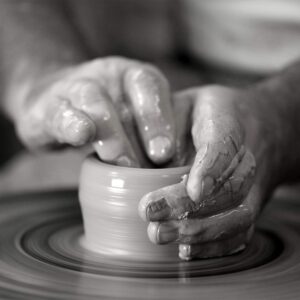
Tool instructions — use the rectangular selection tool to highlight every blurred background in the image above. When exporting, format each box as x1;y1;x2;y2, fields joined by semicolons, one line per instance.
1;0;300;194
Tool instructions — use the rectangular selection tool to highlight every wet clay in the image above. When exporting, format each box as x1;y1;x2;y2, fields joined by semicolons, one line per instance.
79;155;190;261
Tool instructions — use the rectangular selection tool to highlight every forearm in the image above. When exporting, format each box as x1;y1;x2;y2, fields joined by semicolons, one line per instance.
252;61;300;184
0;0;89;122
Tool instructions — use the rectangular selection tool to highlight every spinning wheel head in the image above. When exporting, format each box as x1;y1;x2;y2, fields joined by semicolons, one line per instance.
79;155;190;261
0;189;298;298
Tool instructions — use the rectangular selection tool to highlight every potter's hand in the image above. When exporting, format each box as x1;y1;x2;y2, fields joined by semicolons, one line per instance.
139;85;277;260
16;57;175;166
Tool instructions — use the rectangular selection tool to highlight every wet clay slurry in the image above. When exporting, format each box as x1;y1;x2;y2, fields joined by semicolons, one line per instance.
79;155;190;261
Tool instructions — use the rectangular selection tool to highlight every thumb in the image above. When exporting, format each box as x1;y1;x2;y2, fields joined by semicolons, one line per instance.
186;86;245;203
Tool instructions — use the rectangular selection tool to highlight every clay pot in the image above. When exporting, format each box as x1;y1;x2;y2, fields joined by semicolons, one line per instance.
79;155;190;262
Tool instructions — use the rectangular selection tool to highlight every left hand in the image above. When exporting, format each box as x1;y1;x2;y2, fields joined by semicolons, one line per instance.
14;57;176;167
139;85;277;260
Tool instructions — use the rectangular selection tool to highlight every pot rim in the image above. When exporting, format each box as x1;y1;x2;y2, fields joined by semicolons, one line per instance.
84;154;191;176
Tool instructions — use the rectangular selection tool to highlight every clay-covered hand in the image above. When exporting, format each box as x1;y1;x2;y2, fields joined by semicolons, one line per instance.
139;85;278;260
16;57;175;167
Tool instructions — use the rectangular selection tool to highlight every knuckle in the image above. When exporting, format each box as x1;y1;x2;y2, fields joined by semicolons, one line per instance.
144;64;167;80
195;85;219;103
180;235;194;244
96;56;139;75
83;57;134;78
116;102;134;124
179;219;204;236
87;58;105;70
68;78;99;98
125;66;148;83
103;56;130;66
197;85;232;101
126;64;168;89
178;220;190;235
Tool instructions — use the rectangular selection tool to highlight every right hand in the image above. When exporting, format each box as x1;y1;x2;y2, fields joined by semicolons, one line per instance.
139;85;277;260
16;57;176;167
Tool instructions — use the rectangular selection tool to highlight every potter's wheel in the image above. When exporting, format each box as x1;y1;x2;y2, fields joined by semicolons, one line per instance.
0;190;300;299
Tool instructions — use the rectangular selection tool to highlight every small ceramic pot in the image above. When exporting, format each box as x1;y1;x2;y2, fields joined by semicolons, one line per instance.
79;155;190;262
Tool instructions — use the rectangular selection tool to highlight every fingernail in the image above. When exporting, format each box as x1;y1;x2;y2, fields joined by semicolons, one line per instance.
148;222;177;244
179;244;192;260
148;136;173;163
148;198;168;213
156;222;178;244
201;176;215;198
146;198;171;221
147;222;160;244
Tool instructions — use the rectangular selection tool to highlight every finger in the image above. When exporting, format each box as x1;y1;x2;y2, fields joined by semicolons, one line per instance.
69;58;176;165
186;87;245;203
166;91;195;167
179;226;254;260
67;79;139;167
147;193;254;245
139;149;255;223
124;65;176;164
45;98;96;146
139;179;197;222
187;148;256;217
117;101;152;168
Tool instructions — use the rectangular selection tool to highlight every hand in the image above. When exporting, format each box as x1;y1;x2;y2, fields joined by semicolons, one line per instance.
139;85;279;260
16;57;176;167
